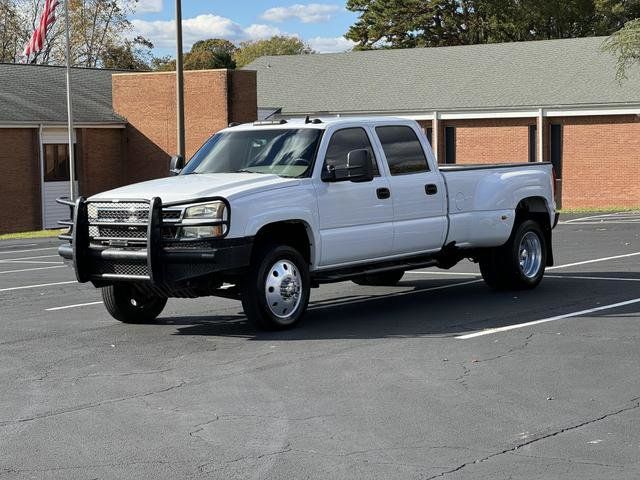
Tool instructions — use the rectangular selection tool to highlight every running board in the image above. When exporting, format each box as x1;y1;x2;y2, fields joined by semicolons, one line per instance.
312;258;440;284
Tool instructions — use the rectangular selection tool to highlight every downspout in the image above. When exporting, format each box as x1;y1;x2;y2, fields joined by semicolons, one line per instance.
38;124;45;229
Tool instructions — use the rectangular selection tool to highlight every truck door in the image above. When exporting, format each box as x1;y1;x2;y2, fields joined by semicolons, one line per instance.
373;124;447;255
315;127;394;266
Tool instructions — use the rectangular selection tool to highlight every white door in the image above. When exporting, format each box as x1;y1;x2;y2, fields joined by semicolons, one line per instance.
315;127;394;267
373;124;447;255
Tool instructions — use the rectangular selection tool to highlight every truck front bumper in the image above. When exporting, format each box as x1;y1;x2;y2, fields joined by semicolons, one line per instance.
57;196;252;286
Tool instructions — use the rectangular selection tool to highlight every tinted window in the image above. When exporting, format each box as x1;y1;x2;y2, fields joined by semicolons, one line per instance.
376;126;429;175
324;128;379;175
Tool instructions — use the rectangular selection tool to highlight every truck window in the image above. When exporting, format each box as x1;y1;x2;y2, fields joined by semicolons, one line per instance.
324;128;380;176
376;126;429;175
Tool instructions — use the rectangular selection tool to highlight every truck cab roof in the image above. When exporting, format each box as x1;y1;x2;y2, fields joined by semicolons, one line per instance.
224;116;414;132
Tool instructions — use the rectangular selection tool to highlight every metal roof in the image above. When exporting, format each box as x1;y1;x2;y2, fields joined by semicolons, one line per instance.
245;36;640;115
0;63;124;124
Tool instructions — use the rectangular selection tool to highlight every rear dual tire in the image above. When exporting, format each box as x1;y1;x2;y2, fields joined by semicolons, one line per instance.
480;219;546;290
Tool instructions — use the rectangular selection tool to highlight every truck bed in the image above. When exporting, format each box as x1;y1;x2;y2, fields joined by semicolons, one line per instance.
440;162;555;248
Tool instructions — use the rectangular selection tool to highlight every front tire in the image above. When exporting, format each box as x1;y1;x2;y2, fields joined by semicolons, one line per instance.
241;244;310;331
480;219;546;290
102;284;167;323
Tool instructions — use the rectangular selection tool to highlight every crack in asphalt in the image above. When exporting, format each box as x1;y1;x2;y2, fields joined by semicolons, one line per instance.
423;396;640;479
0;380;187;427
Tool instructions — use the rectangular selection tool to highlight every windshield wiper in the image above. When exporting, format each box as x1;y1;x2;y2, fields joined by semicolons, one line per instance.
235;169;265;174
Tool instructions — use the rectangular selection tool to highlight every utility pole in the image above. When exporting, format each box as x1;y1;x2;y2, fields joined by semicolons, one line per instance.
175;0;185;158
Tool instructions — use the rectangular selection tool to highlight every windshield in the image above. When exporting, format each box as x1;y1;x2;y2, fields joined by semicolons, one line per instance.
181;128;323;178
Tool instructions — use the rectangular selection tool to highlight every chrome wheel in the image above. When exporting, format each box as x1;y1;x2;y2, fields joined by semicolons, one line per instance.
518;231;542;278
265;259;302;320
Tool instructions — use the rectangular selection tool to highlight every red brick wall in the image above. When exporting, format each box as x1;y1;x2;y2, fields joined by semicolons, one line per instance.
0;128;41;233
419;118;533;164
112;69;257;184
78;128;125;197
555;115;640;209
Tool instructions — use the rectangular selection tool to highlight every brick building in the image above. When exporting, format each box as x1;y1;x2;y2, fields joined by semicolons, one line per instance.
0;65;256;234
246;36;640;209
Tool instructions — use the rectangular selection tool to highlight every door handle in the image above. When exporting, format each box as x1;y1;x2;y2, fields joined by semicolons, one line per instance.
425;184;438;195
376;187;391;199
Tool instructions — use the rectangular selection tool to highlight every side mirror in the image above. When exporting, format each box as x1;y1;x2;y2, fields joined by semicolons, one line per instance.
321;149;374;183
169;155;185;176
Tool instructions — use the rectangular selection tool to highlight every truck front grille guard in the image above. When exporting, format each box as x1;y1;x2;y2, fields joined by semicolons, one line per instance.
56;196;230;284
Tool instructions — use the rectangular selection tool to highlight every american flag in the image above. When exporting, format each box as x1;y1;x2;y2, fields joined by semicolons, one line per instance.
23;0;60;58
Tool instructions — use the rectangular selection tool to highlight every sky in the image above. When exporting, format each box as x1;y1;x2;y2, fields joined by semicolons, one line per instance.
130;1;359;56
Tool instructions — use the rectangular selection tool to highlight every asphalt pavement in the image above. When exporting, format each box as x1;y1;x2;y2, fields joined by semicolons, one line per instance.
1;211;639;479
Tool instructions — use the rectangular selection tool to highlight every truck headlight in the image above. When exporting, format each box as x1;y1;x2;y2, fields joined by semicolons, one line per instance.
178;201;228;239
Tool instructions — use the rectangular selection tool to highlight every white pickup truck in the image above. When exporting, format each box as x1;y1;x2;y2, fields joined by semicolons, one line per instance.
59;117;558;330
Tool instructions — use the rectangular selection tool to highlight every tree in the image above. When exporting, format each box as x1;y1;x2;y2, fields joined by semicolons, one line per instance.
234;35;313;67
602;18;640;80
345;0;640;49
100;35;153;70
0;0;25;62
152;38;237;71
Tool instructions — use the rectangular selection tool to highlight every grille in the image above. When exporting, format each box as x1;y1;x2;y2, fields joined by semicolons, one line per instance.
162;210;182;221
87;202;149;224
91;226;147;239
94;260;149;277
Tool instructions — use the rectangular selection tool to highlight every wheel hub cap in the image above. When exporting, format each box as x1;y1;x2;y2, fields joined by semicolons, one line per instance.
518;231;542;279
265;259;302;319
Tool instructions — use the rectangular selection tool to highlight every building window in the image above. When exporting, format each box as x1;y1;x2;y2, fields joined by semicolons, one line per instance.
444;126;456;164
426;127;433;146
44;144;78;182
376;125;429;175
528;125;537;162
550;124;563;177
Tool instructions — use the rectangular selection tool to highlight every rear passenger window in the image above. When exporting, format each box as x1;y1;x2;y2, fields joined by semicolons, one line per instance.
324;127;379;176
376;126;429;175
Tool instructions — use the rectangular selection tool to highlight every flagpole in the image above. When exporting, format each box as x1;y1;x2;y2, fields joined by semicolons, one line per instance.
175;0;185;159
63;0;76;200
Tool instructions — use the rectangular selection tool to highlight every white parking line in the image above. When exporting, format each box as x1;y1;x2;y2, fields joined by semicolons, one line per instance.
546;275;640;282
456;297;640;339
0;265;66;275
0;247;57;255
0;280;76;292
0;260;62;265
0;243;37;249
46;301;103;311
406;271;480;276
548;252;640;270
0;254;60;261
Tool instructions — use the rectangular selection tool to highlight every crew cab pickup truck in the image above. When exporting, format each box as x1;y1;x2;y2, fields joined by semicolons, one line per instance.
58;117;558;330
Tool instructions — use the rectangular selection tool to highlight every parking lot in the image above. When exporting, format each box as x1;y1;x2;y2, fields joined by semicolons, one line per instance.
1;211;639;479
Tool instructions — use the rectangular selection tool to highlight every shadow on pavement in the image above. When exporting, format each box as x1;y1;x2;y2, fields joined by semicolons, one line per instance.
160;272;640;340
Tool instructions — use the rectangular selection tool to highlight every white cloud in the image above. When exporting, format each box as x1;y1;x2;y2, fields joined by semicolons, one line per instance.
133;0;163;14
308;36;355;53
262;3;340;24
131;14;283;49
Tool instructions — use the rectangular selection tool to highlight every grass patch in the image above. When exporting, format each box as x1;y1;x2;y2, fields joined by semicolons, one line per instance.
0;229;66;240
558;206;640;214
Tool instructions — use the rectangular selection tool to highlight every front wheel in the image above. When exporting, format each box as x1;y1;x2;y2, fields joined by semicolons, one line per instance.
241;244;311;330
480;219;547;290
102;284;167;323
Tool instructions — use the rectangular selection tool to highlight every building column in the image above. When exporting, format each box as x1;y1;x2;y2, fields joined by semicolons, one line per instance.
432;111;439;163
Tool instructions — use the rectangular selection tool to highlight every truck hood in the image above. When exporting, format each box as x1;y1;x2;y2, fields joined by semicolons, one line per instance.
89;173;300;204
